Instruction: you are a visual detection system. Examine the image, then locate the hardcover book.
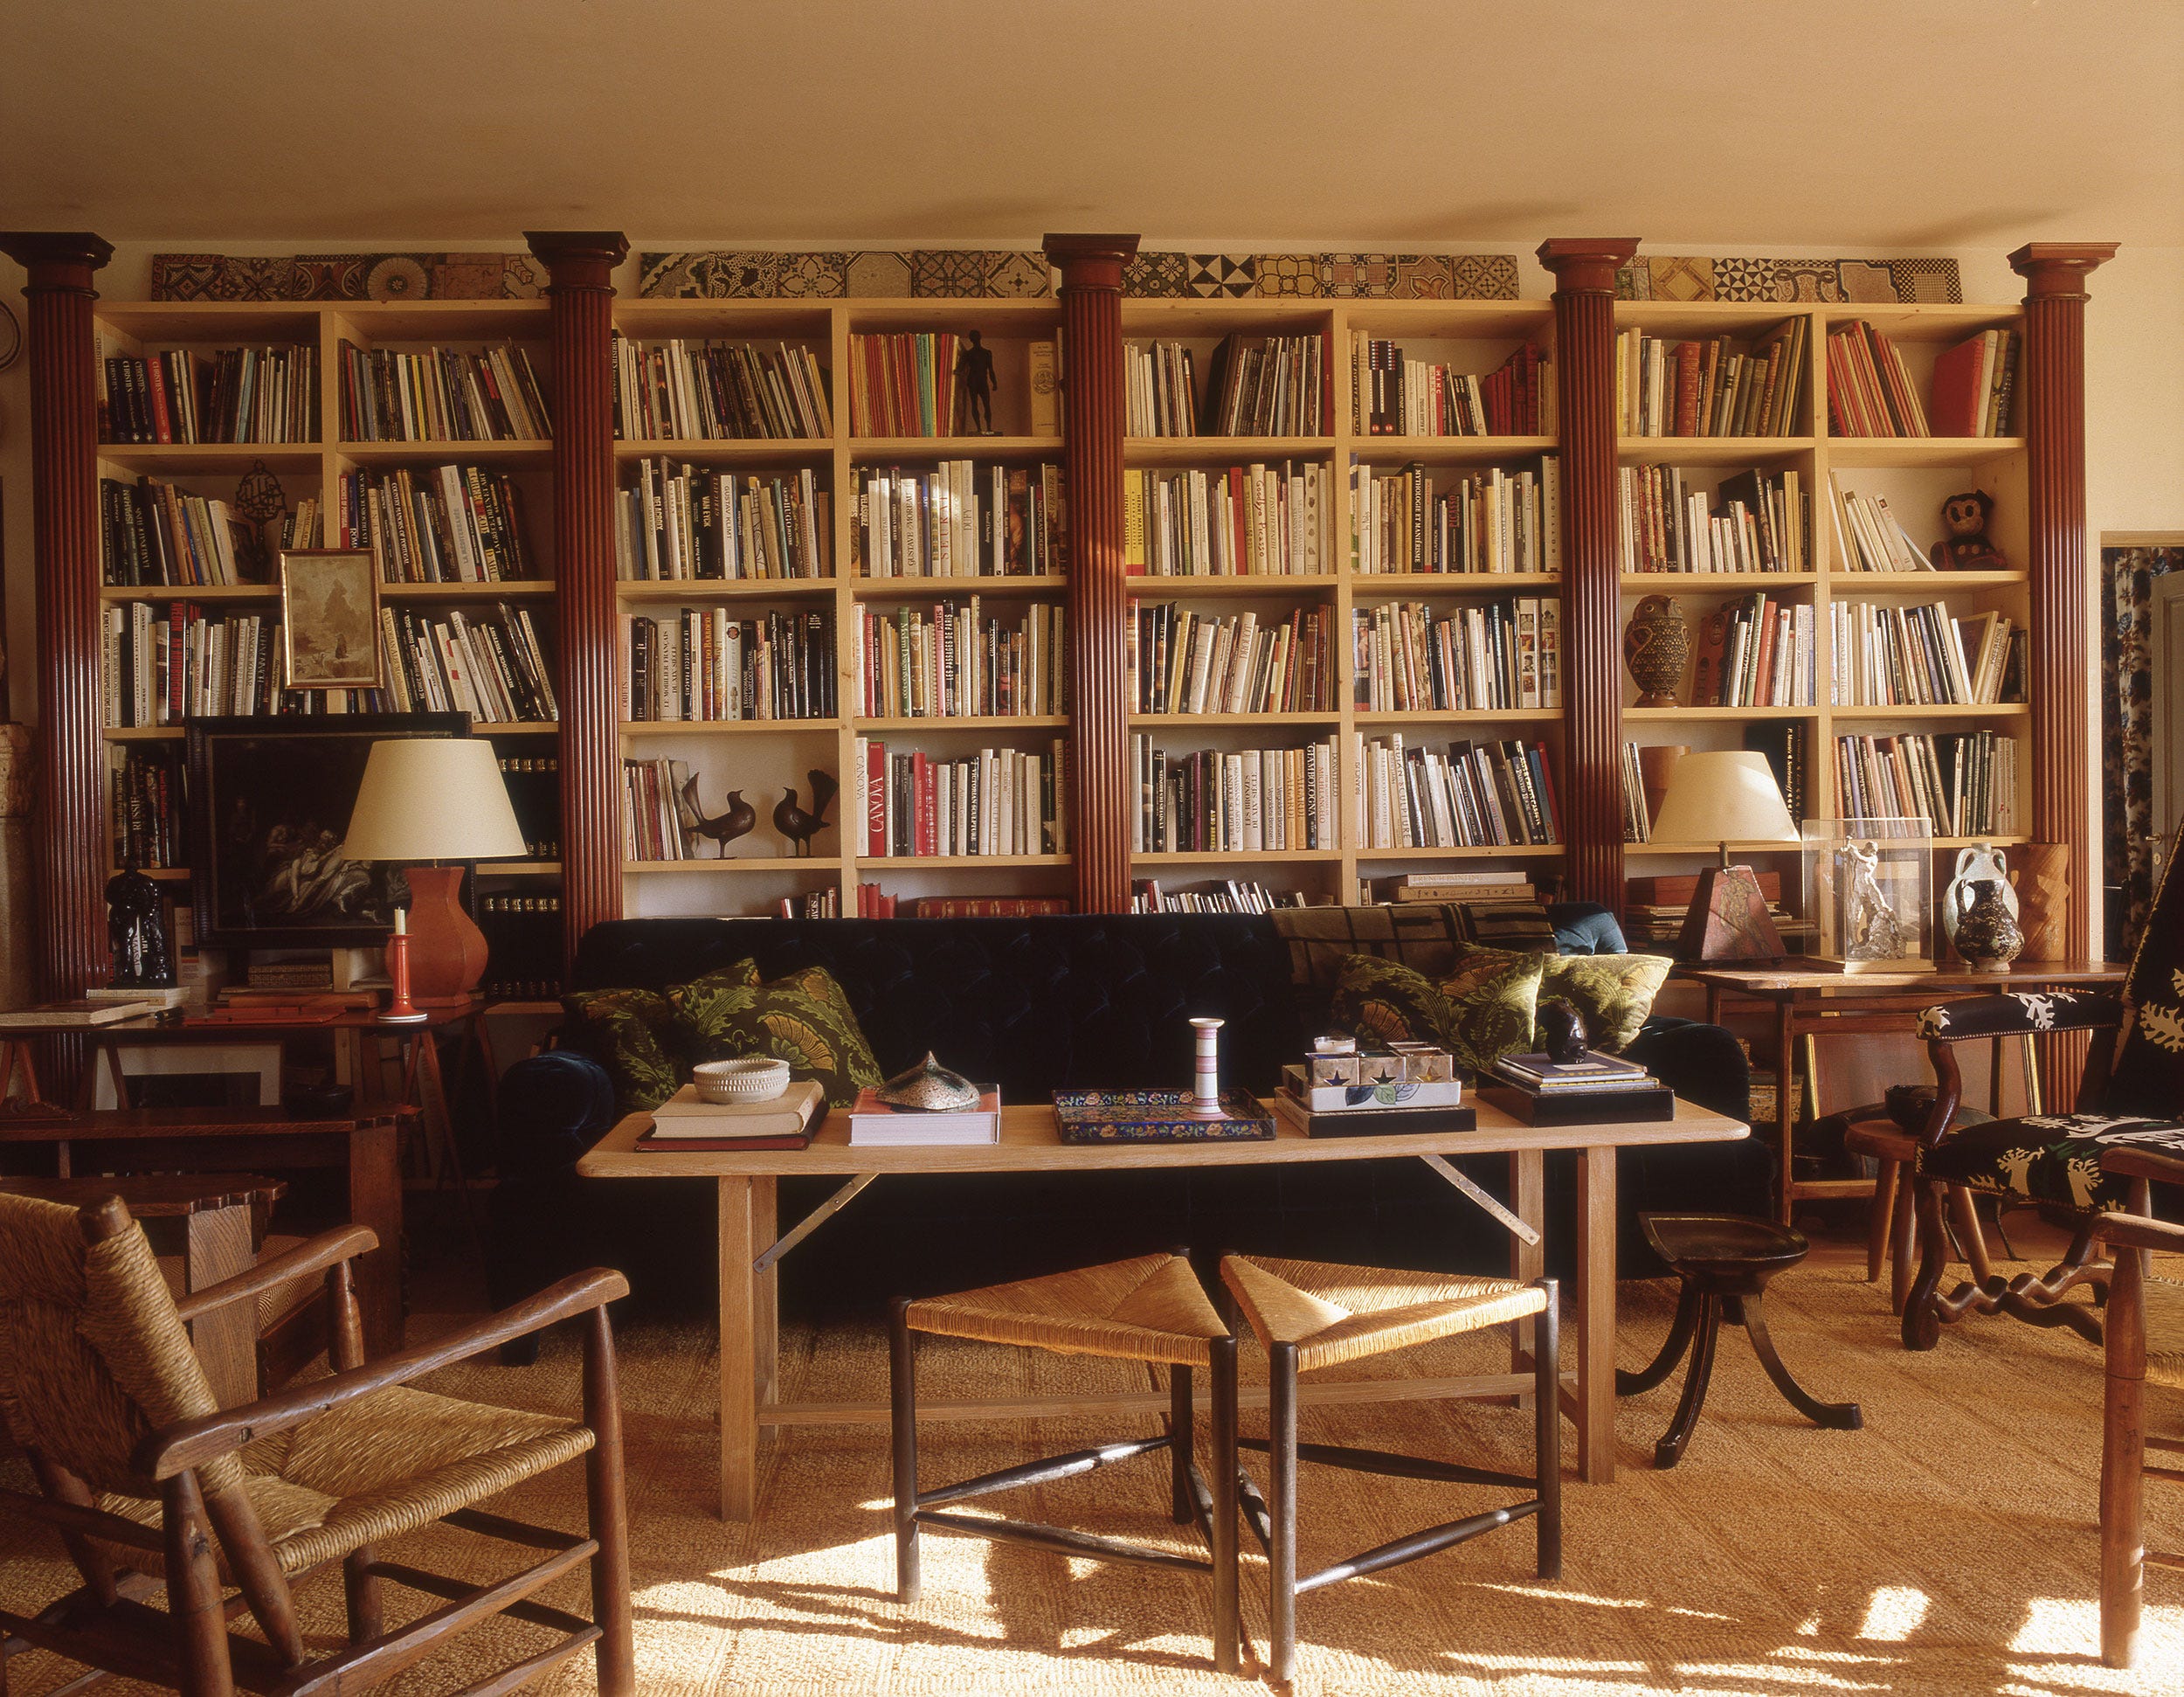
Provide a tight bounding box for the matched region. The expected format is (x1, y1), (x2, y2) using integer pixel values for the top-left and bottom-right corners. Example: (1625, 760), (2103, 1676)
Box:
(639, 1080), (826, 1151)
(1270, 1092), (1476, 1139)
(1478, 1082), (1675, 1126)
(1053, 1088), (1274, 1144)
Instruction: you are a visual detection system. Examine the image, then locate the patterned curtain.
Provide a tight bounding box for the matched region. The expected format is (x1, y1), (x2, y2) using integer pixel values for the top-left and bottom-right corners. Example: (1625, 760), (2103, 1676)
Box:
(2105, 545), (2184, 949)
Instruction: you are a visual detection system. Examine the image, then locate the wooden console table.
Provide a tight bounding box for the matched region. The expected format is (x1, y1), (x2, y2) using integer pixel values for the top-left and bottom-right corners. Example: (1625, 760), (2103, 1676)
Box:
(1679, 961), (2127, 1223)
(579, 1095), (1748, 1519)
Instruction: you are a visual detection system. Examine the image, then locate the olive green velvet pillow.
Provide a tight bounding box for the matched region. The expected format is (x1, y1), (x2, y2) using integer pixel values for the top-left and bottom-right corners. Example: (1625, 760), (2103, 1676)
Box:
(1450, 942), (1673, 1056)
(563, 987), (679, 1113)
(667, 960), (881, 1108)
(1326, 951), (1545, 1075)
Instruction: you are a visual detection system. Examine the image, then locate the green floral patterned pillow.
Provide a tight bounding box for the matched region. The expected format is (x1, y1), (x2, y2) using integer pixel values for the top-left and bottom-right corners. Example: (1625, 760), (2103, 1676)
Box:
(1326, 952), (1544, 1075)
(563, 987), (679, 1113)
(667, 962), (881, 1108)
(1450, 942), (1672, 1055)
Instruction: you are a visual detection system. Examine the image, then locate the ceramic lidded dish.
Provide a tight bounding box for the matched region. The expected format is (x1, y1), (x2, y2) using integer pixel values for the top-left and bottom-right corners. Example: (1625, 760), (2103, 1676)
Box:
(694, 1056), (791, 1105)
(874, 1052), (980, 1112)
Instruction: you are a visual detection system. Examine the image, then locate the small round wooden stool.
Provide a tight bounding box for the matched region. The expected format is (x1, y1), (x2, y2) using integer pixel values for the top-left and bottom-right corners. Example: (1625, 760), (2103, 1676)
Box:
(1617, 1214), (1863, 1469)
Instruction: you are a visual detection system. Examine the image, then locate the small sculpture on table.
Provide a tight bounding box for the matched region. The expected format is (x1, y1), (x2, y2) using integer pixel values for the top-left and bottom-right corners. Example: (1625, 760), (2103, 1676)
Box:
(1536, 997), (1588, 1064)
(1928, 490), (2008, 571)
(1623, 595), (1690, 708)
(955, 330), (997, 435)
(775, 770), (837, 856)
(1843, 838), (1905, 963)
(105, 862), (175, 988)
(681, 777), (757, 858)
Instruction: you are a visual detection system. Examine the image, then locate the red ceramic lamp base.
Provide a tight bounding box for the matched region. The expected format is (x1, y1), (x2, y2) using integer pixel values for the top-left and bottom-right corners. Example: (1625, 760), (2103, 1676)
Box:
(401, 865), (488, 1007)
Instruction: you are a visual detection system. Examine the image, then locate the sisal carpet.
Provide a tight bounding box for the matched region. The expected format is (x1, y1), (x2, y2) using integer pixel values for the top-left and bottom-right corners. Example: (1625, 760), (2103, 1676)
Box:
(4, 1262), (2181, 1694)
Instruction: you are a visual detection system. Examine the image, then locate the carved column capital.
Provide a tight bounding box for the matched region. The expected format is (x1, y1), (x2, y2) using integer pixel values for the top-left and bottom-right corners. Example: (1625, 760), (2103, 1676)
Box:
(1536, 239), (1641, 294)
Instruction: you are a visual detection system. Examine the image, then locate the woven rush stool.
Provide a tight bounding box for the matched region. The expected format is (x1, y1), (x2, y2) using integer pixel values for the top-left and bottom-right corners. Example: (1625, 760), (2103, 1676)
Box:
(889, 1252), (1240, 1673)
(1219, 1255), (1559, 1688)
(1617, 1214), (1863, 1469)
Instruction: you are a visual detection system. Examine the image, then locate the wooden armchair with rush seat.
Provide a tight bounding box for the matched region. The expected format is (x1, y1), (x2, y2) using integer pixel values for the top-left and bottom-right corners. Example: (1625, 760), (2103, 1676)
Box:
(0, 1191), (635, 1697)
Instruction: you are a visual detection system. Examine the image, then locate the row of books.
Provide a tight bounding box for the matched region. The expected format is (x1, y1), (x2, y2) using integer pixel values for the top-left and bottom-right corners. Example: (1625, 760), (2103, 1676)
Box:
(1365, 869), (1538, 904)
(1127, 603), (1335, 716)
(1619, 742), (1651, 843)
(101, 605), (301, 724)
(1128, 332), (1326, 437)
(335, 464), (536, 584)
(623, 757), (702, 860)
(856, 740), (1068, 858)
(110, 745), (183, 869)
(610, 334), (833, 440)
(847, 332), (971, 438)
(1830, 601), (2019, 706)
(1828, 475), (1938, 573)
(1351, 599), (1563, 713)
(1350, 337), (1554, 437)
(1356, 735), (1561, 849)
(1690, 594), (1817, 708)
(852, 462), (1063, 578)
(855, 890), (1071, 918)
(375, 604), (557, 724)
(1131, 880), (1312, 914)
(1835, 731), (2018, 836)
(1823, 322), (1932, 438)
(616, 460), (831, 581)
(853, 599), (1067, 719)
(336, 341), (551, 442)
(1125, 340), (1204, 438)
(1616, 322), (1807, 438)
(1620, 466), (1807, 574)
(477, 890), (564, 1002)
(100, 475), (259, 587)
(1131, 736), (1339, 854)
(622, 609), (837, 722)
(100, 344), (317, 445)
(1351, 460), (1559, 576)
(1929, 329), (2022, 438)
(1123, 463), (1328, 578)
(495, 752), (563, 860)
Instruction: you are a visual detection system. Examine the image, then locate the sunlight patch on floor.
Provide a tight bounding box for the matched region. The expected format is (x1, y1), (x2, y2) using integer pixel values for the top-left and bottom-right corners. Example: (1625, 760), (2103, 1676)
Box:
(1853, 1584), (1931, 1641)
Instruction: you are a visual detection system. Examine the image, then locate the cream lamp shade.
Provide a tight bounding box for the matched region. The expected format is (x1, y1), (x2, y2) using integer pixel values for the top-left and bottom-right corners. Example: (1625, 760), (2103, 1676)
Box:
(1648, 750), (1799, 847)
(341, 738), (528, 862)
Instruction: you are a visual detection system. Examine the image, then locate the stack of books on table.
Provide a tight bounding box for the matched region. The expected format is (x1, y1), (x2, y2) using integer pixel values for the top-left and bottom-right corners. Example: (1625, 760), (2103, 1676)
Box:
(1270, 1040), (1475, 1138)
(847, 1087), (1001, 1146)
(1484, 1051), (1673, 1125)
(638, 1080), (826, 1152)
(1367, 871), (1536, 906)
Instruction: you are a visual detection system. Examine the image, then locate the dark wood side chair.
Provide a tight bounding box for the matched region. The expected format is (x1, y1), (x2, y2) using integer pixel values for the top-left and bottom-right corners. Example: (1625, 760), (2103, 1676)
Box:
(0, 1190), (635, 1697)
(1219, 1254), (1559, 1689)
(2087, 1144), (2184, 1670)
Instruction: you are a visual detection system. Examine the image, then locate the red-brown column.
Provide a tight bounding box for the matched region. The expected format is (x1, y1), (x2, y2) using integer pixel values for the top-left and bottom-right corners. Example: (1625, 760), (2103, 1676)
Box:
(1, 232), (113, 1010)
(2011, 240), (2116, 1092)
(1044, 233), (1138, 915)
(1538, 239), (1639, 917)
(526, 232), (627, 972)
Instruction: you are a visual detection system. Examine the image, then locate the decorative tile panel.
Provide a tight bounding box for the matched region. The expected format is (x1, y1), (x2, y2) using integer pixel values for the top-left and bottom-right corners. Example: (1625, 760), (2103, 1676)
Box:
(149, 253), (542, 301)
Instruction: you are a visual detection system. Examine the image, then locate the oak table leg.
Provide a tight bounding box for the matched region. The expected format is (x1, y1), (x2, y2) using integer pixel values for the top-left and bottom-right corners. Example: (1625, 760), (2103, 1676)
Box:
(1510, 1149), (1545, 1406)
(754, 1174), (779, 1436)
(718, 1174), (759, 1520)
(1775, 1000), (1796, 1223)
(1575, 1142), (1617, 1484)
(347, 1119), (404, 1359)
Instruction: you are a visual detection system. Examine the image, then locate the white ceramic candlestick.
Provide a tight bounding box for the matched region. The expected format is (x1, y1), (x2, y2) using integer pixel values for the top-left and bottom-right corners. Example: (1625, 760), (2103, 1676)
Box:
(1190, 1017), (1224, 1114)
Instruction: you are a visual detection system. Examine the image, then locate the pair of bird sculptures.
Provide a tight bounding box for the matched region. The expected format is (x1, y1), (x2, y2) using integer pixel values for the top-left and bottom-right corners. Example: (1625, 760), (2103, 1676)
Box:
(682, 769), (836, 858)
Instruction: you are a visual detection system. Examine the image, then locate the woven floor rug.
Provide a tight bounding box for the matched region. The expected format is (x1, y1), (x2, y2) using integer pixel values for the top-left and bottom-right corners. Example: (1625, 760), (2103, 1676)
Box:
(3, 1263), (2180, 1694)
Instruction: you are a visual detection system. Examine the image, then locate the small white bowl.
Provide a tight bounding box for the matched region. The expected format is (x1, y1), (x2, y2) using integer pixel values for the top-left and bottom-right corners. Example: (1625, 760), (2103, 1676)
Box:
(694, 1057), (791, 1105)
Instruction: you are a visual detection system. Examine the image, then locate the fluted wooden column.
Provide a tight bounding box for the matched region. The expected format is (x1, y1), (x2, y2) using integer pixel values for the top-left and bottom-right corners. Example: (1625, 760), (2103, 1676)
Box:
(1044, 233), (1138, 914)
(1538, 239), (1639, 916)
(525, 232), (627, 968)
(1, 232), (113, 1013)
(2011, 240), (2117, 1092)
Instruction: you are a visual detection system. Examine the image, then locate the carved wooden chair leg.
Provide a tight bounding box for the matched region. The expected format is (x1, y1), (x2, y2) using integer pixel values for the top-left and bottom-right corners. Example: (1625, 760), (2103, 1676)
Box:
(1902, 1178), (1952, 1350)
(1732, 1292), (1862, 1430)
(2100, 1238), (2146, 1669)
(1653, 1292), (1720, 1470)
(1866, 1158), (1899, 1284)
(1888, 1172), (1918, 1315)
(1616, 1279), (1700, 1397)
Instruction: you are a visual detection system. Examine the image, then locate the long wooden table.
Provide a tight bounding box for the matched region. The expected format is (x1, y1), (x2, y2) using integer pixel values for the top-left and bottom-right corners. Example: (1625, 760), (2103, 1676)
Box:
(579, 1094), (1749, 1519)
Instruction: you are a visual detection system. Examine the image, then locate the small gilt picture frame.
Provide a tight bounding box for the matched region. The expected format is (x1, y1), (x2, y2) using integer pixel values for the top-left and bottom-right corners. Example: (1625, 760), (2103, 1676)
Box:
(279, 548), (382, 691)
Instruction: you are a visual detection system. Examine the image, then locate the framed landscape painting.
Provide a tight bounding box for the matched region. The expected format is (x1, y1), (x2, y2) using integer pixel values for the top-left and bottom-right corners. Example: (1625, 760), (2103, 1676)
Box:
(186, 714), (469, 947)
(280, 548), (383, 690)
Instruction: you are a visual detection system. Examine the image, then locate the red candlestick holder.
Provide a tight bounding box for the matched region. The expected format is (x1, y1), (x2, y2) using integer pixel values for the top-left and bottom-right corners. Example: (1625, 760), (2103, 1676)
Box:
(379, 933), (427, 1024)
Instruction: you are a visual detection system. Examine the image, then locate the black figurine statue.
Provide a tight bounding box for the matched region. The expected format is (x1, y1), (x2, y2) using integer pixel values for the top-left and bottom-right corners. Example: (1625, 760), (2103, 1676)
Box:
(105, 863), (175, 988)
(955, 329), (996, 435)
(1536, 996), (1587, 1064)
(775, 769), (838, 857)
(682, 776), (757, 858)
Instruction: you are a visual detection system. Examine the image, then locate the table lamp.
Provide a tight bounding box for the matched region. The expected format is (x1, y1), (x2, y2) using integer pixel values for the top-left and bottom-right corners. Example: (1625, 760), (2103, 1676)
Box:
(341, 738), (528, 1006)
(1648, 750), (1800, 962)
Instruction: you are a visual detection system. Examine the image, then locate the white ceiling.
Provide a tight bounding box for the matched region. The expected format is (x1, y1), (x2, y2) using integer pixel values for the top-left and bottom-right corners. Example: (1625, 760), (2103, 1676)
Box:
(4, 0), (2181, 249)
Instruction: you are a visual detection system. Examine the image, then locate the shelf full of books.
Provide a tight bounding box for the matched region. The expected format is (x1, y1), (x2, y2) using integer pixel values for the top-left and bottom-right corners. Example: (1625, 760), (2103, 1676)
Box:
(1351, 459), (1559, 576)
(1352, 597), (1562, 714)
(1615, 318), (1808, 438)
(1128, 601), (1335, 717)
(1356, 734), (1561, 853)
(611, 332), (832, 440)
(853, 599), (1067, 719)
(1124, 462), (1329, 578)
(1125, 331), (1328, 437)
(853, 461), (1063, 578)
(1618, 466), (1805, 575)
(617, 460), (831, 581)
(1132, 736), (1339, 856)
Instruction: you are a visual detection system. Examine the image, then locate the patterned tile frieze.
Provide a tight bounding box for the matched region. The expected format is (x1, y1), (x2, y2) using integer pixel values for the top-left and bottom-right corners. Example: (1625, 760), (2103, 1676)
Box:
(1614, 253), (1961, 304)
(149, 252), (543, 301)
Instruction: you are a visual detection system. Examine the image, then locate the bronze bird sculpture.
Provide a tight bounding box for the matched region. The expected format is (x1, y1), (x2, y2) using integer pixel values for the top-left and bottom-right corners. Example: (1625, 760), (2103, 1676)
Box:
(775, 769), (837, 857)
(682, 776), (757, 858)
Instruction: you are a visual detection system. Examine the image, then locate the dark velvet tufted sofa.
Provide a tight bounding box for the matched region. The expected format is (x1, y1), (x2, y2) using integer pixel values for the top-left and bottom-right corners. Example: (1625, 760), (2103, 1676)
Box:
(488, 911), (1769, 1324)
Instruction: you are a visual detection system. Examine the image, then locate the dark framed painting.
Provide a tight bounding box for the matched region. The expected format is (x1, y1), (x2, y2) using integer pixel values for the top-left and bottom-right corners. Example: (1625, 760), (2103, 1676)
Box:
(186, 714), (469, 947)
